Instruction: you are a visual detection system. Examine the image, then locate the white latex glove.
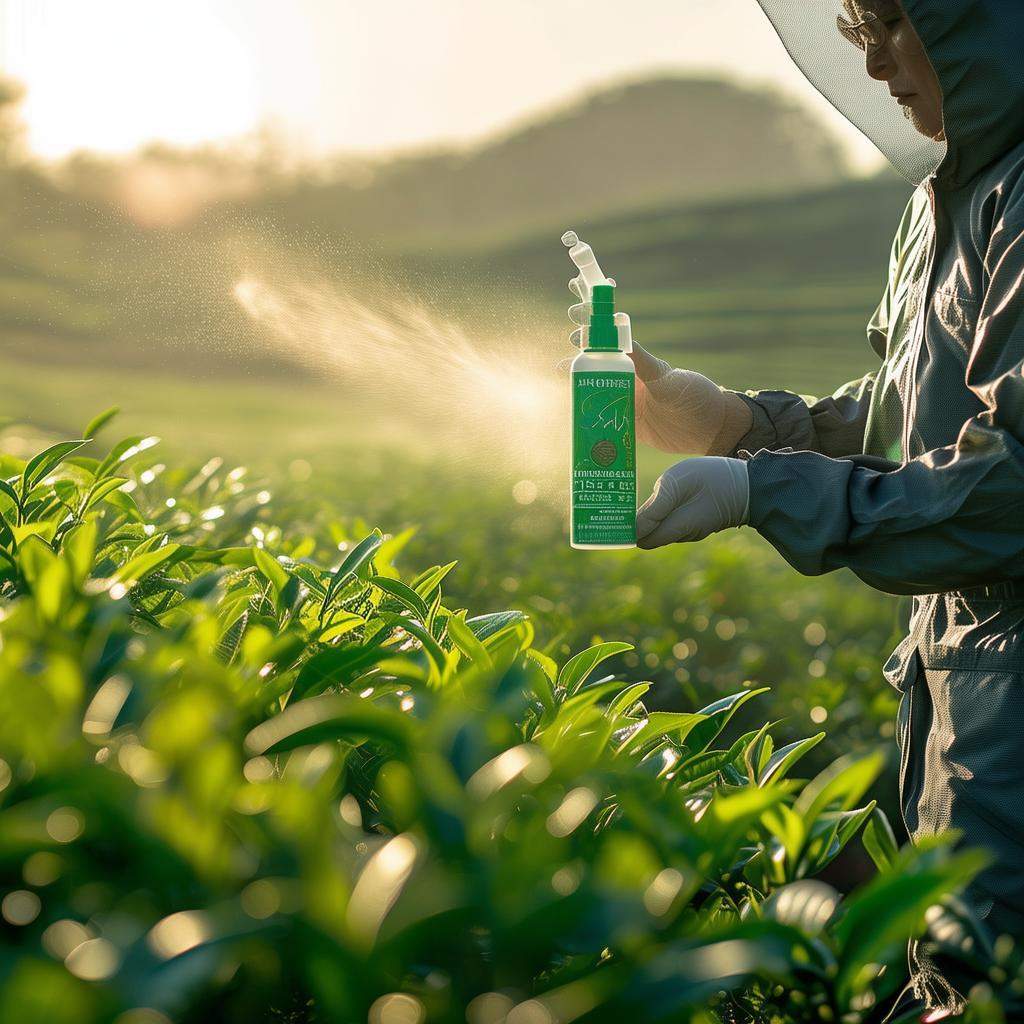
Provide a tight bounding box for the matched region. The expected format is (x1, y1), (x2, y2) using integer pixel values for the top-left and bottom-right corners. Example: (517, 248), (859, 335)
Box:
(567, 280), (752, 456)
(636, 457), (750, 549)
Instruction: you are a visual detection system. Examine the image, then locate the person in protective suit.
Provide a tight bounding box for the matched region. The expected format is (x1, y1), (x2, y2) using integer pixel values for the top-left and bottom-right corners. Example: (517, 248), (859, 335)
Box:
(567, 0), (1024, 1014)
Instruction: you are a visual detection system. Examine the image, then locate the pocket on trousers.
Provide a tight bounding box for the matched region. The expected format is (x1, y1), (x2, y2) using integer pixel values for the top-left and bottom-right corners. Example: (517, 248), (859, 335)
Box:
(916, 666), (1024, 916)
(883, 632), (919, 691)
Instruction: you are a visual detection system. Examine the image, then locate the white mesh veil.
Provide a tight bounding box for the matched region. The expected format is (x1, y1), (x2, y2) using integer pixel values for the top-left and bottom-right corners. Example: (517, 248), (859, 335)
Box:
(754, 0), (947, 184)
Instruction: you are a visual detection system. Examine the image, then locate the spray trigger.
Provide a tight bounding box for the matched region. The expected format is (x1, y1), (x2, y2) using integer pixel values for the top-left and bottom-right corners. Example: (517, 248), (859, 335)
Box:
(563, 231), (627, 351)
(562, 229), (610, 299)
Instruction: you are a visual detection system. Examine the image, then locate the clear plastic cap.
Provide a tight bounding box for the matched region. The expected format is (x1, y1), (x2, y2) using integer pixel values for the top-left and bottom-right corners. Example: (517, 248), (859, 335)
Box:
(562, 230), (609, 296)
(563, 231), (631, 353)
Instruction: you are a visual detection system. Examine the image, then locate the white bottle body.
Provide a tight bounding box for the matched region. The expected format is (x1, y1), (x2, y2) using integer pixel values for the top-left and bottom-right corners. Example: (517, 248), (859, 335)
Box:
(570, 349), (637, 550)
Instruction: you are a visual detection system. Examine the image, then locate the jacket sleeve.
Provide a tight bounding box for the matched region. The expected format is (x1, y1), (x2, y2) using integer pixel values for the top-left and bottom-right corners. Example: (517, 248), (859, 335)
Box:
(729, 371), (877, 459)
(745, 189), (1024, 597)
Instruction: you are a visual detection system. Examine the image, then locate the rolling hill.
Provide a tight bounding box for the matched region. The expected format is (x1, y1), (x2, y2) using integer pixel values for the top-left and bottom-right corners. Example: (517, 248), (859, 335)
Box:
(0, 70), (911, 404)
(245, 75), (853, 250)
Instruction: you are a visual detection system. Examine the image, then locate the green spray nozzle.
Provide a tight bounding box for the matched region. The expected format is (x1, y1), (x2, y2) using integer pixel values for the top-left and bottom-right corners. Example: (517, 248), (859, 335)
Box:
(587, 283), (619, 351)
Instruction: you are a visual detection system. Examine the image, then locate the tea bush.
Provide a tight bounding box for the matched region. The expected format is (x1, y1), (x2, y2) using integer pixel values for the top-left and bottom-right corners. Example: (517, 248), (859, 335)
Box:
(0, 418), (1016, 1023)
(292, 452), (904, 768)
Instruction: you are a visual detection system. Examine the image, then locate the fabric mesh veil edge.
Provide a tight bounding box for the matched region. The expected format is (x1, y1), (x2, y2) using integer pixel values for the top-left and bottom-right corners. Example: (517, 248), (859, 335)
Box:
(753, 0), (946, 185)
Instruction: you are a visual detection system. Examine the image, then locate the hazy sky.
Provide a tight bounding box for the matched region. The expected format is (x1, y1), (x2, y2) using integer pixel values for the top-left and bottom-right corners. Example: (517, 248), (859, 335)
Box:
(0, 0), (882, 170)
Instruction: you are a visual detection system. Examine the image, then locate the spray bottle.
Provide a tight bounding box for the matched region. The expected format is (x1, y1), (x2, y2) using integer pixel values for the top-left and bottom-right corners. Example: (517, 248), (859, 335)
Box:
(563, 231), (636, 550)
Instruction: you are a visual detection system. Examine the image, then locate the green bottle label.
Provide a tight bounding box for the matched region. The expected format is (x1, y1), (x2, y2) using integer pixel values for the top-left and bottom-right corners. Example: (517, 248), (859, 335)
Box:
(572, 370), (636, 546)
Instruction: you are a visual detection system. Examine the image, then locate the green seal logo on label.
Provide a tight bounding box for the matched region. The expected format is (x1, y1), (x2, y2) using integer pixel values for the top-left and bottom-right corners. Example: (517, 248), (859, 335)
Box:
(590, 439), (617, 467)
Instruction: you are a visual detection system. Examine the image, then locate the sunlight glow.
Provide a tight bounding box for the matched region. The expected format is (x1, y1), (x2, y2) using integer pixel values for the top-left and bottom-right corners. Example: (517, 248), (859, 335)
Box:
(346, 835), (419, 944)
(467, 745), (551, 799)
(3, 0), (882, 171)
(148, 910), (212, 959)
(4, 1), (258, 157)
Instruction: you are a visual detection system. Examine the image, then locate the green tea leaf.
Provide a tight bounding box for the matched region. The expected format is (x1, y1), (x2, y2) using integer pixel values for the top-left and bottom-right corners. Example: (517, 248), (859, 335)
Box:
(862, 806), (899, 872)
(686, 687), (770, 753)
(466, 609), (527, 641)
(551, 680), (626, 732)
(702, 787), (785, 847)
(245, 694), (414, 756)
(762, 804), (807, 876)
(217, 611), (249, 664)
(83, 406), (120, 439)
(375, 526), (417, 571)
(18, 536), (70, 622)
(411, 559), (458, 600)
(759, 733), (826, 787)
(605, 682), (651, 723)
(63, 520), (98, 587)
(323, 530), (382, 611)
(557, 641), (633, 695)
(794, 749), (887, 828)
(523, 654), (555, 715)
(369, 575), (430, 621)
(319, 613), (366, 643)
(112, 543), (181, 586)
(673, 748), (737, 789)
(0, 546), (16, 578)
(102, 488), (144, 522)
(617, 711), (707, 756)
(0, 478), (21, 518)
(254, 548), (290, 599)
(804, 802), (877, 875)
(386, 614), (447, 685)
(11, 521), (57, 548)
(292, 642), (391, 701)
(21, 439), (91, 495)
(53, 478), (79, 509)
(425, 586), (443, 635)
(95, 435), (160, 478)
(525, 648), (557, 684)
(80, 476), (128, 515)
(446, 612), (493, 669)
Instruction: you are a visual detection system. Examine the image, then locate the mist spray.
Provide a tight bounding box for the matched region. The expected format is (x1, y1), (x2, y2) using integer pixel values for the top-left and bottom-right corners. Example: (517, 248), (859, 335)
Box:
(570, 282), (637, 549)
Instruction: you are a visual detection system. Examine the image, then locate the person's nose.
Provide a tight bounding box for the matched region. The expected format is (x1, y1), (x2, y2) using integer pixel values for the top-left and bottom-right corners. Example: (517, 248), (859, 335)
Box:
(865, 45), (896, 83)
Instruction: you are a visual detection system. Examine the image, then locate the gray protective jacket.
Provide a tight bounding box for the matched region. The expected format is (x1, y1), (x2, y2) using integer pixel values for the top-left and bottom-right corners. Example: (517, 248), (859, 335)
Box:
(738, 0), (1024, 999)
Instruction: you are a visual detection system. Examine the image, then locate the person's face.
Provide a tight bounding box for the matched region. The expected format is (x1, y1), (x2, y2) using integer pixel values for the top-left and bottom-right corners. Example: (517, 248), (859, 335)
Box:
(841, 1), (945, 141)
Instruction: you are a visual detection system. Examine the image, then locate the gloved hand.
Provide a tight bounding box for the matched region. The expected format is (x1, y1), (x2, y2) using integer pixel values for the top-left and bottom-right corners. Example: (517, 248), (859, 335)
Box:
(568, 279), (752, 456)
(636, 457), (750, 549)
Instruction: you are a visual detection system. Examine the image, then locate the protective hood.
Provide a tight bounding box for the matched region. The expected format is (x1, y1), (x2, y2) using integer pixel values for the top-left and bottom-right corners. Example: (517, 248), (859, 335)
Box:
(754, 0), (1024, 187)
